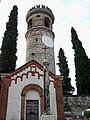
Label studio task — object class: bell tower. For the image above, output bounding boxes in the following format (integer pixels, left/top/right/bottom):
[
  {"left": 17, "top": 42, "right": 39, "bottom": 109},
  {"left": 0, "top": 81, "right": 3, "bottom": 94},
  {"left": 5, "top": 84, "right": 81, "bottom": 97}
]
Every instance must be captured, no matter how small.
[{"left": 25, "top": 5, "right": 55, "bottom": 73}]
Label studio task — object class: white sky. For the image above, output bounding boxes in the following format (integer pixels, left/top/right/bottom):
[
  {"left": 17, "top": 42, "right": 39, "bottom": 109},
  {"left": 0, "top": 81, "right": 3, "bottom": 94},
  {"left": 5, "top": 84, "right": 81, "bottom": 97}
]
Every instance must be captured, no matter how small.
[{"left": 0, "top": 0, "right": 90, "bottom": 94}]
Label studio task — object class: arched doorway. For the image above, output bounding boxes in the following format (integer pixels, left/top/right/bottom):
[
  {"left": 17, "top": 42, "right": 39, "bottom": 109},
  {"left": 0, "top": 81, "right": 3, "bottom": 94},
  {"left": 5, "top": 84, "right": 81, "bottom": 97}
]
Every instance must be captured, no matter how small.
[{"left": 21, "top": 84, "right": 44, "bottom": 120}]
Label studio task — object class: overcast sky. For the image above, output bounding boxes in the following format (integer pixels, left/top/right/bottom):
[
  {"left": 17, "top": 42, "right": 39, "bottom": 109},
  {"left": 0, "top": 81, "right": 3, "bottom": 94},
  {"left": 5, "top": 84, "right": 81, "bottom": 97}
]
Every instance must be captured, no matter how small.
[{"left": 0, "top": 0, "right": 90, "bottom": 94}]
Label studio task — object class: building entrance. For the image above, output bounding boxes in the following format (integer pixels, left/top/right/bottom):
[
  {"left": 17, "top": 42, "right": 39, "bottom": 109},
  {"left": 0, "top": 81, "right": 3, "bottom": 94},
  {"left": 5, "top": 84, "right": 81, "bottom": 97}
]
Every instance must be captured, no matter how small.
[{"left": 26, "top": 100, "right": 39, "bottom": 120}]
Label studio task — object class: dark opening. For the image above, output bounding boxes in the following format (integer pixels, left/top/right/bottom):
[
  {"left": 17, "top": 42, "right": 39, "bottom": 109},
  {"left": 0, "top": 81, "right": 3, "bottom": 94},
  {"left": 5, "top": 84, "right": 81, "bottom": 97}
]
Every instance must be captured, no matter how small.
[
  {"left": 37, "top": 15, "right": 40, "bottom": 17},
  {"left": 28, "top": 19, "right": 32, "bottom": 29},
  {"left": 35, "top": 38, "right": 38, "bottom": 42},
  {"left": 31, "top": 53, "right": 35, "bottom": 56},
  {"left": 44, "top": 17, "right": 50, "bottom": 28}
]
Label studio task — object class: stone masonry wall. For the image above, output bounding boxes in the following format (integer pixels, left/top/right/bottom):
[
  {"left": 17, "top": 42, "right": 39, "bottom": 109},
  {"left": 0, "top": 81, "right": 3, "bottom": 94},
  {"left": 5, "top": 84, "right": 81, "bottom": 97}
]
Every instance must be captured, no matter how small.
[
  {"left": 25, "top": 28, "right": 55, "bottom": 74},
  {"left": 64, "top": 95, "right": 90, "bottom": 119}
]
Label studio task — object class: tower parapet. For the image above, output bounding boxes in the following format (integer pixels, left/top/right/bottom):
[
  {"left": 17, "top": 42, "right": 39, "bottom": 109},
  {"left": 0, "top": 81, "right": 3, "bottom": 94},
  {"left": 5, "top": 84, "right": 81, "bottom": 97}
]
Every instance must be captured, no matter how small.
[{"left": 26, "top": 5, "right": 54, "bottom": 25}]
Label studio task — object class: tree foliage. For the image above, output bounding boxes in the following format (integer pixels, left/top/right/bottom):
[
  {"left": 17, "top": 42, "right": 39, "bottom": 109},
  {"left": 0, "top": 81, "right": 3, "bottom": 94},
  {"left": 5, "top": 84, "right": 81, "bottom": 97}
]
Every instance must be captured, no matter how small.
[
  {"left": 71, "top": 27, "right": 90, "bottom": 94},
  {"left": 84, "top": 111, "right": 90, "bottom": 120},
  {"left": 0, "top": 5, "right": 18, "bottom": 73},
  {"left": 0, "top": 73, "right": 2, "bottom": 91},
  {"left": 57, "top": 48, "right": 74, "bottom": 95}
]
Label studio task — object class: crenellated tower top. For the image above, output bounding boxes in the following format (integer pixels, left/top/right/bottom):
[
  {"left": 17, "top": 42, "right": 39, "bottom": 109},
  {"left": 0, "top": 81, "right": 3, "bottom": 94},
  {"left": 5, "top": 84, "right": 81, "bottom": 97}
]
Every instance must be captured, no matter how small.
[{"left": 26, "top": 5, "right": 54, "bottom": 24}]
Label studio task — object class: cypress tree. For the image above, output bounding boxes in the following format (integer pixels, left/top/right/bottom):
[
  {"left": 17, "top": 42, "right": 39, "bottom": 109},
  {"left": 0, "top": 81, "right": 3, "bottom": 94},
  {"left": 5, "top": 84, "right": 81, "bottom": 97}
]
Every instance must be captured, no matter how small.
[
  {"left": 0, "top": 73, "right": 2, "bottom": 91},
  {"left": 0, "top": 5, "right": 18, "bottom": 73},
  {"left": 57, "top": 48, "right": 74, "bottom": 95},
  {"left": 71, "top": 27, "right": 90, "bottom": 94}
]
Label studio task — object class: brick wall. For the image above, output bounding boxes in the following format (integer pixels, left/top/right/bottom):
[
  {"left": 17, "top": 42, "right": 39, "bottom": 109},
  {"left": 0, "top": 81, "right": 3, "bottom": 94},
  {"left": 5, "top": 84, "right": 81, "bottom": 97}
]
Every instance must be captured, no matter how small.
[
  {"left": 54, "top": 76, "right": 65, "bottom": 120},
  {"left": 0, "top": 78, "right": 11, "bottom": 120}
]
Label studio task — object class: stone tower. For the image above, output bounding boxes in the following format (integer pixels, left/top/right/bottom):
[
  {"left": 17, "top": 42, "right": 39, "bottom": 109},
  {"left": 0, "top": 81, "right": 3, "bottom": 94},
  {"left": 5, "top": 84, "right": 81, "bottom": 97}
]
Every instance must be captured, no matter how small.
[{"left": 25, "top": 5, "right": 55, "bottom": 73}]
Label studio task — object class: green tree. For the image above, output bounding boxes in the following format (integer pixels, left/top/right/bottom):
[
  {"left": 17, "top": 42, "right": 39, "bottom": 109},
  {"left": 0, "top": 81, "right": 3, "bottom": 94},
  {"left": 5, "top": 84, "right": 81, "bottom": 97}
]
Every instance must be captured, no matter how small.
[
  {"left": 0, "top": 5, "right": 18, "bottom": 73},
  {"left": 57, "top": 48, "right": 74, "bottom": 95},
  {"left": 71, "top": 27, "right": 90, "bottom": 94},
  {"left": 84, "top": 111, "right": 90, "bottom": 120},
  {"left": 0, "top": 74, "right": 2, "bottom": 91}
]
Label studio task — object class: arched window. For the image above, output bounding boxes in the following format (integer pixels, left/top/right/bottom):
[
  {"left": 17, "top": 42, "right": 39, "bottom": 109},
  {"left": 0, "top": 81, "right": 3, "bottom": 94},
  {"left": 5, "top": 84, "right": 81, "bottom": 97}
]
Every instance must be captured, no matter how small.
[
  {"left": 44, "top": 17, "right": 50, "bottom": 28},
  {"left": 28, "top": 19, "right": 32, "bottom": 29}
]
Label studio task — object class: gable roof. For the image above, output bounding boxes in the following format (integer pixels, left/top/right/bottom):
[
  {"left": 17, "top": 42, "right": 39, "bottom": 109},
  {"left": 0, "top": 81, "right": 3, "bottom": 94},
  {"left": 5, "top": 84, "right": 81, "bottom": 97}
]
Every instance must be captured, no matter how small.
[
  {"left": 1, "top": 60, "right": 63, "bottom": 81},
  {"left": 11, "top": 60, "right": 43, "bottom": 76}
]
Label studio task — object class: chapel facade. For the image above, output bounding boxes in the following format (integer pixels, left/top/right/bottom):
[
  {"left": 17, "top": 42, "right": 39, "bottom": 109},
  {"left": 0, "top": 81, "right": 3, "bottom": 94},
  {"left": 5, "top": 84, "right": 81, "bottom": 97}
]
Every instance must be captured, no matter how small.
[{"left": 0, "top": 5, "right": 65, "bottom": 120}]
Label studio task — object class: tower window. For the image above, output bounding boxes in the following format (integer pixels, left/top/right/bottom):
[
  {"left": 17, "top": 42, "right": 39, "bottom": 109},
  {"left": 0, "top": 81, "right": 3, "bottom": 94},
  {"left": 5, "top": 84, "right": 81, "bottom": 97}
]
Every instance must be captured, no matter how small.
[
  {"left": 31, "top": 53, "right": 35, "bottom": 56},
  {"left": 44, "top": 17, "right": 50, "bottom": 28},
  {"left": 37, "top": 15, "right": 40, "bottom": 17},
  {"left": 35, "top": 38, "right": 38, "bottom": 42},
  {"left": 28, "top": 19, "right": 32, "bottom": 29}
]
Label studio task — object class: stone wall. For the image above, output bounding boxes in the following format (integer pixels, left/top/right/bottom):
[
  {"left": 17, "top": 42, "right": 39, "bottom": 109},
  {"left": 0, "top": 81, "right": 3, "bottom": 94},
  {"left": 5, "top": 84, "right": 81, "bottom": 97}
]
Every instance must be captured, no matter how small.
[
  {"left": 64, "top": 95, "right": 90, "bottom": 119},
  {"left": 25, "top": 28, "right": 55, "bottom": 74}
]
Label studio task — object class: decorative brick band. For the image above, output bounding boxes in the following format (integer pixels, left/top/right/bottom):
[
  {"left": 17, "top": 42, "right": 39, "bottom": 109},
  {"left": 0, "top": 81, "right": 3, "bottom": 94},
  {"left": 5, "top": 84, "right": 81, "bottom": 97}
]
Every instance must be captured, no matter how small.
[
  {"left": 21, "top": 84, "right": 44, "bottom": 120},
  {"left": 11, "top": 70, "right": 43, "bottom": 84}
]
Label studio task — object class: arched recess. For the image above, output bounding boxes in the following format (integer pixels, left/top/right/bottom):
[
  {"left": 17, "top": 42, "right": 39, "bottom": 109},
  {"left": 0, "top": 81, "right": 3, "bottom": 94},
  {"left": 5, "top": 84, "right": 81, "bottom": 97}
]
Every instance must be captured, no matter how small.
[
  {"left": 28, "top": 19, "right": 32, "bottom": 29},
  {"left": 21, "top": 84, "right": 44, "bottom": 120},
  {"left": 44, "top": 17, "right": 50, "bottom": 28}
]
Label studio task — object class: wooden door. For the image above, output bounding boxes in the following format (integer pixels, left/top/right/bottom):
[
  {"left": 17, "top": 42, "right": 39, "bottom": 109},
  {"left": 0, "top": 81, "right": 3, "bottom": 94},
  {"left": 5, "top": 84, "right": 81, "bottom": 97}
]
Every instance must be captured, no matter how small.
[{"left": 26, "top": 100, "right": 39, "bottom": 120}]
